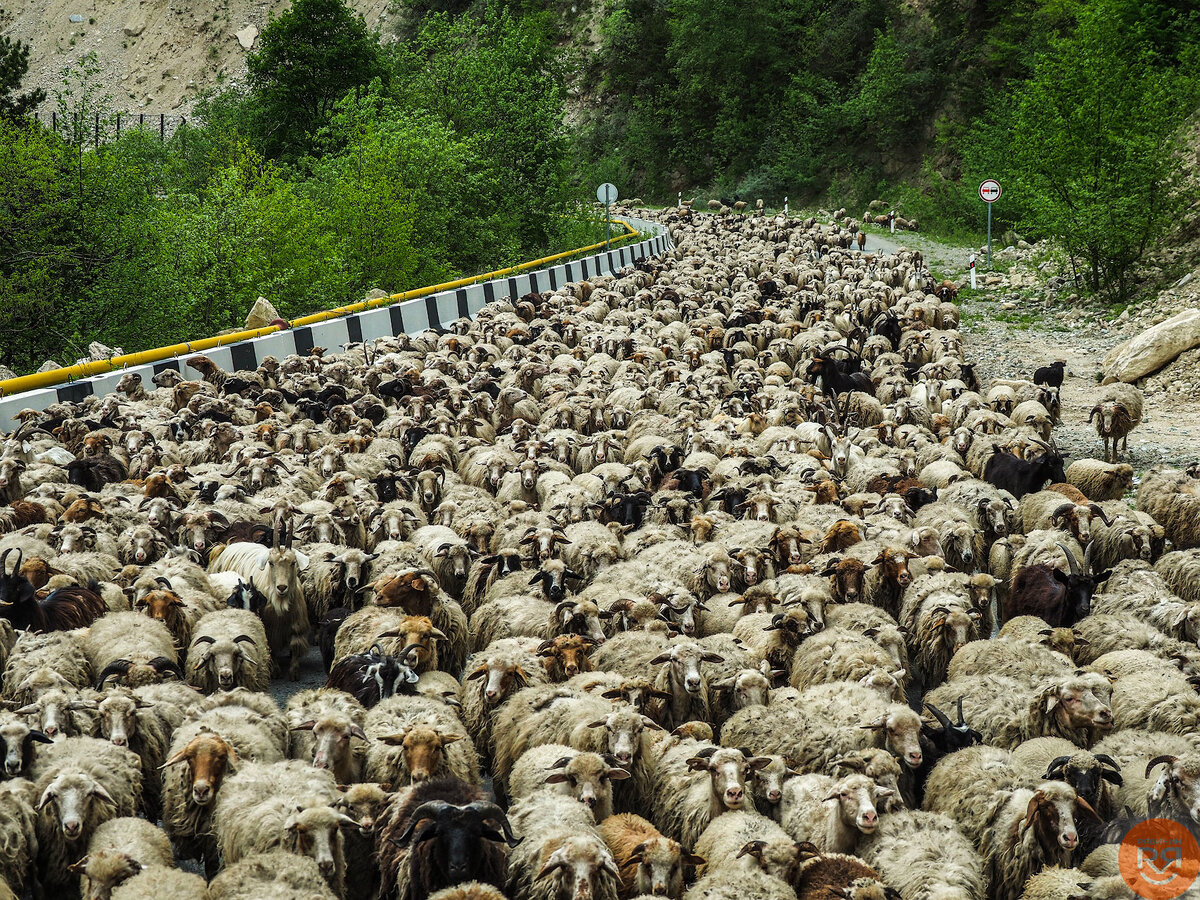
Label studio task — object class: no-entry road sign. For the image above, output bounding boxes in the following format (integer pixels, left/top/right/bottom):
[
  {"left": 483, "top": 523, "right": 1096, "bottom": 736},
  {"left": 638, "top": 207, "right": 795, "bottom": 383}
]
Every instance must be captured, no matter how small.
[{"left": 979, "top": 180, "right": 1002, "bottom": 203}]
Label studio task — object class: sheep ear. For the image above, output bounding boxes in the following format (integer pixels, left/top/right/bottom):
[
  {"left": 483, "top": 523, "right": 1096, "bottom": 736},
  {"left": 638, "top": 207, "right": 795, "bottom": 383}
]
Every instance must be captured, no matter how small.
[
  {"left": 648, "top": 653, "right": 673, "bottom": 665},
  {"left": 607, "top": 768, "right": 631, "bottom": 780},
  {"left": 438, "top": 734, "right": 463, "bottom": 746},
  {"left": 701, "top": 652, "right": 725, "bottom": 664},
  {"left": 543, "top": 772, "right": 570, "bottom": 784},
  {"left": 586, "top": 719, "right": 609, "bottom": 729},
  {"left": 736, "top": 841, "right": 765, "bottom": 860},
  {"left": 466, "top": 666, "right": 488, "bottom": 681},
  {"left": 686, "top": 757, "right": 711, "bottom": 772},
  {"left": 68, "top": 857, "right": 89, "bottom": 875},
  {"left": 684, "top": 852, "right": 706, "bottom": 866},
  {"left": 1043, "top": 692, "right": 1060, "bottom": 713},
  {"left": 376, "top": 733, "right": 407, "bottom": 746},
  {"left": 859, "top": 717, "right": 888, "bottom": 731}
]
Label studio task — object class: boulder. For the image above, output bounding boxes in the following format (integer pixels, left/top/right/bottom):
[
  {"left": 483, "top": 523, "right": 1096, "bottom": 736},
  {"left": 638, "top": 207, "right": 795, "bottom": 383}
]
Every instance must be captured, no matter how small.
[
  {"left": 0, "top": 365, "right": 16, "bottom": 381},
  {"left": 236, "top": 24, "right": 258, "bottom": 50},
  {"left": 245, "top": 296, "right": 281, "bottom": 329},
  {"left": 38, "top": 360, "right": 61, "bottom": 373},
  {"left": 1104, "top": 308, "right": 1200, "bottom": 382},
  {"left": 88, "top": 341, "right": 122, "bottom": 360},
  {"left": 363, "top": 289, "right": 389, "bottom": 303}
]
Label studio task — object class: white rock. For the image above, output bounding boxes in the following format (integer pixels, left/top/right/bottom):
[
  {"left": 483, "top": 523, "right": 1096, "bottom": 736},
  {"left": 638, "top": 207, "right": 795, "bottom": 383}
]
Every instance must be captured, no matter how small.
[
  {"left": 236, "top": 24, "right": 258, "bottom": 50},
  {"left": 0, "top": 365, "right": 17, "bottom": 381},
  {"left": 1104, "top": 308, "right": 1200, "bottom": 382},
  {"left": 38, "top": 360, "right": 62, "bottom": 373},
  {"left": 245, "top": 296, "right": 281, "bottom": 329},
  {"left": 88, "top": 341, "right": 122, "bottom": 360}
]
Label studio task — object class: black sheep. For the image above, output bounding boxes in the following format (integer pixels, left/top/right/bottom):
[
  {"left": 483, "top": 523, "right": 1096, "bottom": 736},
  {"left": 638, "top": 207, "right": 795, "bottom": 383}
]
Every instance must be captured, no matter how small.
[
  {"left": 1033, "top": 360, "right": 1066, "bottom": 388},
  {"left": 376, "top": 778, "right": 520, "bottom": 900}
]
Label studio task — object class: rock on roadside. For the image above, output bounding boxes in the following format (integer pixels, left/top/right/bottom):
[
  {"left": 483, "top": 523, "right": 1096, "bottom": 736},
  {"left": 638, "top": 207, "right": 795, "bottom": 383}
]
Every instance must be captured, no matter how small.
[{"left": 1104, "top": 308, "right": 1200, "bottom": 383}]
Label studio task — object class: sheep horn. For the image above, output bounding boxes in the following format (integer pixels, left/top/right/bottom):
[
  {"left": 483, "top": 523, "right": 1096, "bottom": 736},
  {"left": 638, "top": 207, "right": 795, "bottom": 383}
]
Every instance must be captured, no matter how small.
[
  {"left": 924, "top": 702, "right": 953, "bottom": 731},
  {"left": 1043, "top": 755, "right": 1072, "bottom": 778},
  {"left": 1093, "top": 753, "right": 1121, "bottom": 771},
  {"left": 154, "top": 577, "right": 174, "bottom": 591},
  {"left": 1088, "top": 504, "right": 1111, "bottom": 527},
  {"left": 1050, "top": 502, "right": 1076, "bottom": 522},
  {"left": 464, "top": 801, "right": 523, "bottom": 846},
  {"left": 1055, "top": 542, "right": 1079, "bottom": 577},
  {"left": 954, "top": 696, "right": 969, "bottom": 729},
  {"left": 148, "top": 657, "right": 184, "bottom": 680},
  {"left": 392, "top": 801, "right": 451, "bottom": 845},
  {"left": 191, "top": 636, "right": 216, "bottom": 646},
  {"left": 96, "top": 659, "right": 134, "bottom": 688},
  {"left": 1146, "top": 756, "right": 1177, "bottom": 778}
]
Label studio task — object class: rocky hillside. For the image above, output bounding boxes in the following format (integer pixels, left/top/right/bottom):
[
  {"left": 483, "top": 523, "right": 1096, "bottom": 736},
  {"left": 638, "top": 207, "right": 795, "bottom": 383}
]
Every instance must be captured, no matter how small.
[{"left": 1, "top": 0, "right": 391, "bottom": 114}]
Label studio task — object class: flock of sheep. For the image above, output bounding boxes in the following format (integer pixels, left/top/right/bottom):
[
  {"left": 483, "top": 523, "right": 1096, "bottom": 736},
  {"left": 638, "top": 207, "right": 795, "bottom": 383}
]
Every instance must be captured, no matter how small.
[{"left": 1, "top": 207, "right": 1199, "bottom": 900}]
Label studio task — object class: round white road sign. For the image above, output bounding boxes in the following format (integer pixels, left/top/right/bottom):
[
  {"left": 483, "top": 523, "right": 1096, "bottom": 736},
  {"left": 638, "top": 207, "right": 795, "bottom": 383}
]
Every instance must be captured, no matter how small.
[
  {"left": 979, "top": 179, "right": 1002, "bottom": 203},
  {"left": 597, "top": 183, "right": 618, "bottom": 204}
]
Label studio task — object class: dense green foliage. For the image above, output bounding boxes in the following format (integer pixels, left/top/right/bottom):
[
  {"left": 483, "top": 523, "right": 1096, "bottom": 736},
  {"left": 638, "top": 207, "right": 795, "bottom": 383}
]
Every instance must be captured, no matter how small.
[
  {"left": 0, "top": 36, "right": 45, "bottom": 121},
  {"left": 0, "top": 8, "right": 588, "bottom": 374},
  {"left": 1, "top": 0, "right": 1197, "bottom": 373}
]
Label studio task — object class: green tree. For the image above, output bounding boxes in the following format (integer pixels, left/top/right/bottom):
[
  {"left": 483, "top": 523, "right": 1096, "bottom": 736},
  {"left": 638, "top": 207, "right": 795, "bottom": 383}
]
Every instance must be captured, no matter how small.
[
  {"left": 0, "top": 36, "right": 46, "bottom": 122},
  {"left": 1007, "top": 0, "right": 1198, "bottom": 302},
  {"left": 246, "top": 0, "right": 384, "bottom": 160}
]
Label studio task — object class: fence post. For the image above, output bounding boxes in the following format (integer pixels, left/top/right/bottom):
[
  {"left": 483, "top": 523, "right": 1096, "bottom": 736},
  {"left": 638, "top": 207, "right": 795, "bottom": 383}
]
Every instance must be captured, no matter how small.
[
  {"left": 139, "top": 113, "right": 144, "bottom": 131},
  {"left": 94, "top": 112, "right": 99, "bottom": 148},
  {"left": 116, "top": 114, "right": 120, "bottom": 138},
  {"left": 52, "top": 111, "right": 57, "bottom": 134},
  {"left": 160, "top": 114, "right": 165, "bottom": 142}
]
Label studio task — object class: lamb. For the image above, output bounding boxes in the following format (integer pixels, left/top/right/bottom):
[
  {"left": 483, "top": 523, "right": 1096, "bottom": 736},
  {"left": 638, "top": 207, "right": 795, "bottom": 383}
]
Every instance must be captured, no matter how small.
[
  {"left": 0, "top": 778, "right": 39, "bottom": 897},
  {"left": 1089, "top": 383, "right": 1142, "bottom": 462},
  {"left": 600, "top": 813, "right": 700, "bottom": 899},
  {"left": 92, "top": 688, "right": 175, "bottom": 819},
  {"left": 208, "top": 850, "right": 338, "bottom": 900},
  {"left": 981, "top": 781, "right": 1087, "bottom": 900},
  {"left": 213, "top": 759, "right": 353, "bottom": 896},
  {"left": 186, "top": 608, "right": 271, "bottom": 693},
  {"left": 131, "top": 581, "right": 223, "bottom": 654},
  {"left": 1063, "top": 460, "right": 1134, "bottom": 502},
  {"left": 506, "top": 793, "right": 621, "bottom": 900},
  {"left": 648, "top": 738, "right": 770, "bottom": 848},
  {"left": 509, "top": 743, "right": 627, "bottom": 821},
  {"left": 3, "top": 629, "right": 92, "bottom": 701},
  {"left": 286, "top": 688, "right": 369, "bottom": 785},
  {"left": 788, "top": 627, "right": 901, "bottom": 693},
  {"left": 855, "top": 809, "right": 984, "bottom": 900},
  {"left": 161, "top": 692, "right": 288, "bottom": 877},
  {"left": 70, "top": 816, "right": 174, "bottom": 900},
  {"left": 778, "top": 772, "right": 892, "bottom": 854},
  {"left": 109, "top": 866, "right": 209, "bottom": 900},
  {"left": 29, "top": 736, "right": 144, "bottom": 895},
  {"left": 1018, "top": 867, "right": 1133, "bottom": 900},
  {"left": 374, "top": 776, "right": 517, "bottom": 900},
  {"left": 83, "top": 611, "right": 182, "bottom": 688}
]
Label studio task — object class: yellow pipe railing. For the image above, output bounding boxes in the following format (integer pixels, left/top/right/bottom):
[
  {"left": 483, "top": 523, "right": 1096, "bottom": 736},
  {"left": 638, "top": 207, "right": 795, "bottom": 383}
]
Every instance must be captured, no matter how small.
[{"left": 0, "top": 218, "right": 641, "bottom": 398}]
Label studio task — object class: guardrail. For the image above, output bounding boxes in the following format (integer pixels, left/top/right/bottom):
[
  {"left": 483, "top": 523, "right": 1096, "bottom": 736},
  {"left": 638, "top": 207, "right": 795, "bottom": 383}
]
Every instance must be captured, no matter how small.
[{"left": 0, "top": 213, "right": 674, "bottom": 430}]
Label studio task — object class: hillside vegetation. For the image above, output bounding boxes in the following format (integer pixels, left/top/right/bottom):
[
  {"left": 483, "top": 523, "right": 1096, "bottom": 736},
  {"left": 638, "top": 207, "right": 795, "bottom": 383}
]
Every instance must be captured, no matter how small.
[{"left": 0, "top": 0, "right": 1197, "bottom": 374}]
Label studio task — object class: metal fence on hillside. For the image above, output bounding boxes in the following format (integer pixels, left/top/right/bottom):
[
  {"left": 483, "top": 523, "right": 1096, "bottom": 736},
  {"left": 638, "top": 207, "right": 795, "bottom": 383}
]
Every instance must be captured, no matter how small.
[{"left": 29, "top": 111, "right": 190, "bottom": 146}]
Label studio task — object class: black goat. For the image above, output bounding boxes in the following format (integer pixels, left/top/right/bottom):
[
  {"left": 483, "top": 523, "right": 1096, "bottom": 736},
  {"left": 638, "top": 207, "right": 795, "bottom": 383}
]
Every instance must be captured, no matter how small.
[
  {"left": 0, "top": 552, "right": 107, "bottom": 632},
  {"left": 66, "top": 455, "right": 128, "bottom": 492},
  {"left": 377, "top": 778, "right": 520, "bottom": 900},
  {"left": 0, "top": 718, "right": 53, "bottom": 778},
  {"left": 911, "top": 698, "right": 982, "bottom": 806},
  {"left": 1034, "top": 361, "right": 1066, "bottom": 389},
  {"left": 325, "top": 643, "right": 419, "bottom": 705},
  {"left": 1003, "top": 543, "right": 1105, "bottom": 627},
  {"left": 873, "top": 312, "right": 902, "bottom": 351},
  {"left": 318, "top": 607, "right": 353, "bottom": 673},
  {"left": 598, "top": 491, "right": 651, "bottom": 528},
  {"left": 983, "top": 441, "right": 1066, "bottom": 498}
]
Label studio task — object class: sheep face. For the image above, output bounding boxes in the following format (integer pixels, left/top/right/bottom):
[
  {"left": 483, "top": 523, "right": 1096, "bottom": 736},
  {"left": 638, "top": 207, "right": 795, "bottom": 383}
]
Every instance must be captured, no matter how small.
[
  {"left": 538, "top": 837, "right": 620, "bottom": 900},
  {"left": 38, "top": 772, "right": 114, "bottom": 840},
  {"left": 1048, "top": 677, "right": 1113, "bottom": 733},
  {"left": 468, "top": 659, "right": 528, "bottom": 706},
  {"left": 286, "top": 805, "right": 352, "bottom": 884},
  {"left": 585, "top": 709, "right": 657, "bottom": 768},
  {"left": 191, "top": 636, "right": 257, "bottom": 689},
  {"left": 726, "top": 669, "right": 771, "bottom": 712},
  {"left": 265, "top": 547, "right": 302, "bottom": 600},
  {"left": 686, "top": 748, "right": 766, "bottom": 810},
  {"left": 651, "top": 644, "right": 722, "bottom": 695},
  {"left": 824, "top": 773, "right": 888, "bottom": 834},
  {"left": 540, "top": 635, "right": 593, "bottom": 680},
  {"left": 631, "top": 836, "right": 687, "bottom": 898},
  {"left": 1025, "top": 784, "right": 1080, "bottom": 852},
  {"left": 336, "top": 782, "right": 392, "bottom": 837},
  {"left": 554, "top": 600, "right": 606, "bottom": 644},
  {"left": 0, "top": 719, "right": 51, "bottom": 776},
  {"left": 96, "top": 693, "right": 142, "bottom": 749},
  {"left": 382, "top": 726, "right": 461, "bottom": 782},
  {"left": 545, "top": 753, "right": 627, "bottom": 816},
  {"left": 864, "top": 707, "right": 923, "bottom": 769},
  {"left": 750, "top": 756, "right": 790, "bottom": 809},
  {"left": 165, "top": 732, "right": 236, "bottom": 806}
]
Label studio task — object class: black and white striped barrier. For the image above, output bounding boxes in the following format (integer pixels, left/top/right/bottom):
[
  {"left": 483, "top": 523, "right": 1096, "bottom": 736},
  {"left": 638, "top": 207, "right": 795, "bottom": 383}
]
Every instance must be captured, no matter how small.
[{"left": 0, "top": 217, "right": 673, "bottom": 431}]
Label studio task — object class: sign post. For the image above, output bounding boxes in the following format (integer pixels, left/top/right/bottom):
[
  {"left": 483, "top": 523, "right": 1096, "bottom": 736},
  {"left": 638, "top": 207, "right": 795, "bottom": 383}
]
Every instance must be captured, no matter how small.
[
  {"left": 969, "top": 253, "right": 977, "bottom": 290},
  {"left": 979, "top": 179, "right": 1002, "bottom": 268},
  {"left": 784, "top": 196, "right": 789, "bottom": 216},
  {"left": 597, "top": 183, "right": 618, "bottom": 251},
  {"left": 890, "top": 210, "right": 896, "bottom": 234}
]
